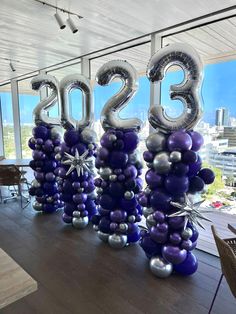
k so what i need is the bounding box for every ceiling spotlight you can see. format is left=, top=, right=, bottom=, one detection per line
left=67, top=16, right=78, bottom=33
left=9, top=61, right=16, bottom=72
left=54, top=11, right=66, bottom=29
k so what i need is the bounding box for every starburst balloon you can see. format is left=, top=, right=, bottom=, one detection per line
left=62, top=149, right=94, bottom=177
left=169, top=194, right=212, bottom=229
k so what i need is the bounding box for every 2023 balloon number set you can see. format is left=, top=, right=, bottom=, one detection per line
left=28, top=43, right=215, bottom=278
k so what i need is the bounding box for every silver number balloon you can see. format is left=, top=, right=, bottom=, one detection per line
left=96, top=60, right=143, bottom=132
left=31, top=74, right=61, bottom=126
left=60, top=74, right=94, bottom=130
left=147, top=43, right=203, bottom=133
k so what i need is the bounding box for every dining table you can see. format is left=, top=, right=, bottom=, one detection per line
left=0, top=248, right=37, bottom=309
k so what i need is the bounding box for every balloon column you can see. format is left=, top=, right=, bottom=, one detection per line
left=92, top=60, right=143, bottom=248
left=139, top=43, right=215, bottom=277
left=28, top=75, right=63, bottom=213
left=58, top=74, right=97, bottom=229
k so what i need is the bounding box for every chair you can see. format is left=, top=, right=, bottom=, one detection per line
left=0, top=164, right=29, bottom=209
left=0, top=156, right=5, bottom=161
left=210, top=225, right=236, bottom=313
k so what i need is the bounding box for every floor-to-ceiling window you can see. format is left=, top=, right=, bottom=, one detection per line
left=0, top=84, right=15, bottom=158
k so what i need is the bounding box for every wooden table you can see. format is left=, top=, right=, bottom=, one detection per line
left=0, top=248, right=37, bottom=309
left=0, top=159, right=31, bottom=167
left=228, top=223, right=236, bottom=234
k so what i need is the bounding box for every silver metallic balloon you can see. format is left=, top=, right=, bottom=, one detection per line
left=32, top=201, right=43, bottom=211
left=150, top=256, right=173, bottom=278
left=170, top=151, right=182, bottom=163
left=124, top=191, right=134, bottom=200
left=146, top=214, right=156, bottom=227
left=55, top=153, right=62, bottom=161
left=72, top=216, right=89, bottom=229
left=88, top=190, right=97, bottom=200
left=146, top=132, right=166, bottom=153
left=153, top=152, right=172, bottom=174
left=51, top=126, right=64, bottom=140
left=31, top=74, right=61, bottom=126
left=108, top=233, right=127, bottom=249
left=81, top=127, right=97, bottom=144
left=119, top=223, right=128, bottom=232
left=60, top=74, right=93, bottom=130
left=143, top=207, right=154, bottom=218
left=128, top=215, right=136, bottom=223
left=109, top=134, right=117, bottom=142
left=31, top=179, right=41, bottom=188
left=100, top=167, right=112, bottom=180
left=147, top=43, right=203, bottom=133
left=109, top=174, right=117, bottom=182
left=128, top=150, right=142, bottom=165
left=97, top=231, right=109, bottom=242
left=96, top=60, right=143, bottom=132
left=73, top=210, right=81, bottom=218
left=181, top=227, right=193, bottom=240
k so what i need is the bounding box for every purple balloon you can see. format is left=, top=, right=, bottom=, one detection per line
left=150, top=226, right=168, bottom=244
left=57, top=167, right=67, bottom=178
left=109, top=151, right=128, bottom=168
left=140, top=235, right=162, bottom=258
left=43, top=139, right=54, bottom=153
left=33, top=125, right=49, bottom=140
left=28, top=138, right=36, bottom=150
left=182, top=150, right=198, bottom=164
left=143, top=151, right=154, bottom=163
left=62, top=180, right=73, bottom=194
left=198, top=168, right=215, bottom=185
left=34, top=171, right=44, bottom=181
left=45, top=172, right=55, bottom=182
left=123, top=131, right=139, bottom=152
left=110, top=210, right=127, bottom=223
left=124, top=165, right=138, bottom=179
left=156, top=222, right=168, bottom=233
left=100, top=132, right=113, bottom=149
left=73, top=193, right=87, bottom=204
left=172, top=163, right=189, bottom=176
left=100, top=194, right=116, bottom=210
left=169, top=233, right=182, bottom=245
left=153, top=210, right=165, bottom=223
left=43, top=204, right=56, bottom=213
left=44, top=160, right=57, bottom=172
left=145, top=170, right=163, bottom=189
left=168, top=216, right=185, bottom=230
left=181, top=239, right=193, bottom=251
left=138, top=195, right=148, bottom=207
left=150, top=190, right=172, bottom=211
left=162, top=245, right=187, bottom=264
left=110, top=222, right=118, bottom=231
left=72, top=181, right=81, bottom=190
left=165, top=175, right=189, bottom=196
left=64, top=203, right=76, bottom=216
left=189, top=131, right=203, bottom=152
left=120, top=197, right=138, bottom=210
left=127, top=231, right=140, bottom=243
left=98, top=217, right=111, bottom=233
left=98, top=147, right=109, bottom=160
left=62, top=213, right=73, bottom=223
left=188, top=224, right=199, bottom=242
left=64, top=130, right=80, bottom=147
left=173, top=252, right=198, bottom=275
left=187, top=155, right=202, bottom=177
left=32, top=150, right=44, bottom=160
left=167, top=131, right=192, bottom=152
left=189, top=176, right=205, bottom=193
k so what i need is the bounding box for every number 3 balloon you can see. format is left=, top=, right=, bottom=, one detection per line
left=147, top=43, right=203, bottom=133
left=96, top=60, right=143, bottom=132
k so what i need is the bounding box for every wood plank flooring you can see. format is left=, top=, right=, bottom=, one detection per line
left=0, top=201, right=235, bottom=314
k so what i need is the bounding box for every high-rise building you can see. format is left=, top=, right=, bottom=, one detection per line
left=215, top=107, right=229, bottom=126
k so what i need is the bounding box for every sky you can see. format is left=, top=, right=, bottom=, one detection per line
left=1, top=59, right=236, bottom=126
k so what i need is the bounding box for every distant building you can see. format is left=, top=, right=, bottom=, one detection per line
left=215, top=107, right=229, bottom=126
left=220, top=127, right=236, bottom=147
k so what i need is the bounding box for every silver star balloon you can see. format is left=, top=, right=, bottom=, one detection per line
left=62, top=149, right=94, bottom=177
left=169, top=194, right=212, bottom=230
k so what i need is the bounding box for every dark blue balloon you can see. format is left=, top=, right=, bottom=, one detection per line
left=109, top=151, right=128, bottom=168
left=172, top=163, right=189, bottom=176
left=140, top=235, right=162, bottom=257
left=33, top=125, right=49, bottom=140
left=99, top=217, right=111, bottom=233
left=173, top=252, right=198, bottom=275
left=123, top=131, right=139, bottom=152
left=198, top=168, right=215, bottom=185
left=109, top=182, right=125, bottom=198
left=150, top=190, right=172, bottom=211
left=63, top=130, right=80, bottom=147
left=189, top=176, right=205, bottom=193
left=187, top=155, right=202, bottom=177
left=127, top=231, right=140, bottom=243
left=100, top=194, right=116, bottom=210
left=120, top=197, right=138, bottom=210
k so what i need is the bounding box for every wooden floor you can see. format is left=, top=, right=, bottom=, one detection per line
left=197, top=211, right=236, bottom=256
left=0, top=201, right=235, bottom=314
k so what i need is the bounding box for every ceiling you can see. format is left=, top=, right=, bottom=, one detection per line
left=0, top=0, right=236, bottom=84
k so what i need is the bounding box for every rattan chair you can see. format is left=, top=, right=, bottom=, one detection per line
left=210, top=225, right=236, bottom=313
left=0, top=164, right=29, bottom=208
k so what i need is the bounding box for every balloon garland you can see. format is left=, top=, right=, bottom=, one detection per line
left=29, top=75, right=63, bottom=213
left=139, top=43, right=215, bottom=277
left=92, top=60, right=143, bottom=248
left=58, top=74, right=97, bottom=229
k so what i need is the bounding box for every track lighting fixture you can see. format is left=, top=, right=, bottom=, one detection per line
left=9, top=61, right=16, bottom=72
left=67, top=16, right=78, bottom=34
left=54, top=11, right=66, bottom=29
left=34, top=0, right=82, bottom=33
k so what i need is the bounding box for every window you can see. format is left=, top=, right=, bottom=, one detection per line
left=0, top=84, right=15, bottom=158
left=18, top=77, right=40, bottom=159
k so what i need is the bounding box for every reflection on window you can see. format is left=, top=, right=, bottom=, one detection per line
left=18, top=78, right=40, bottom=159
left=0, top=85, right=15, bottom=158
